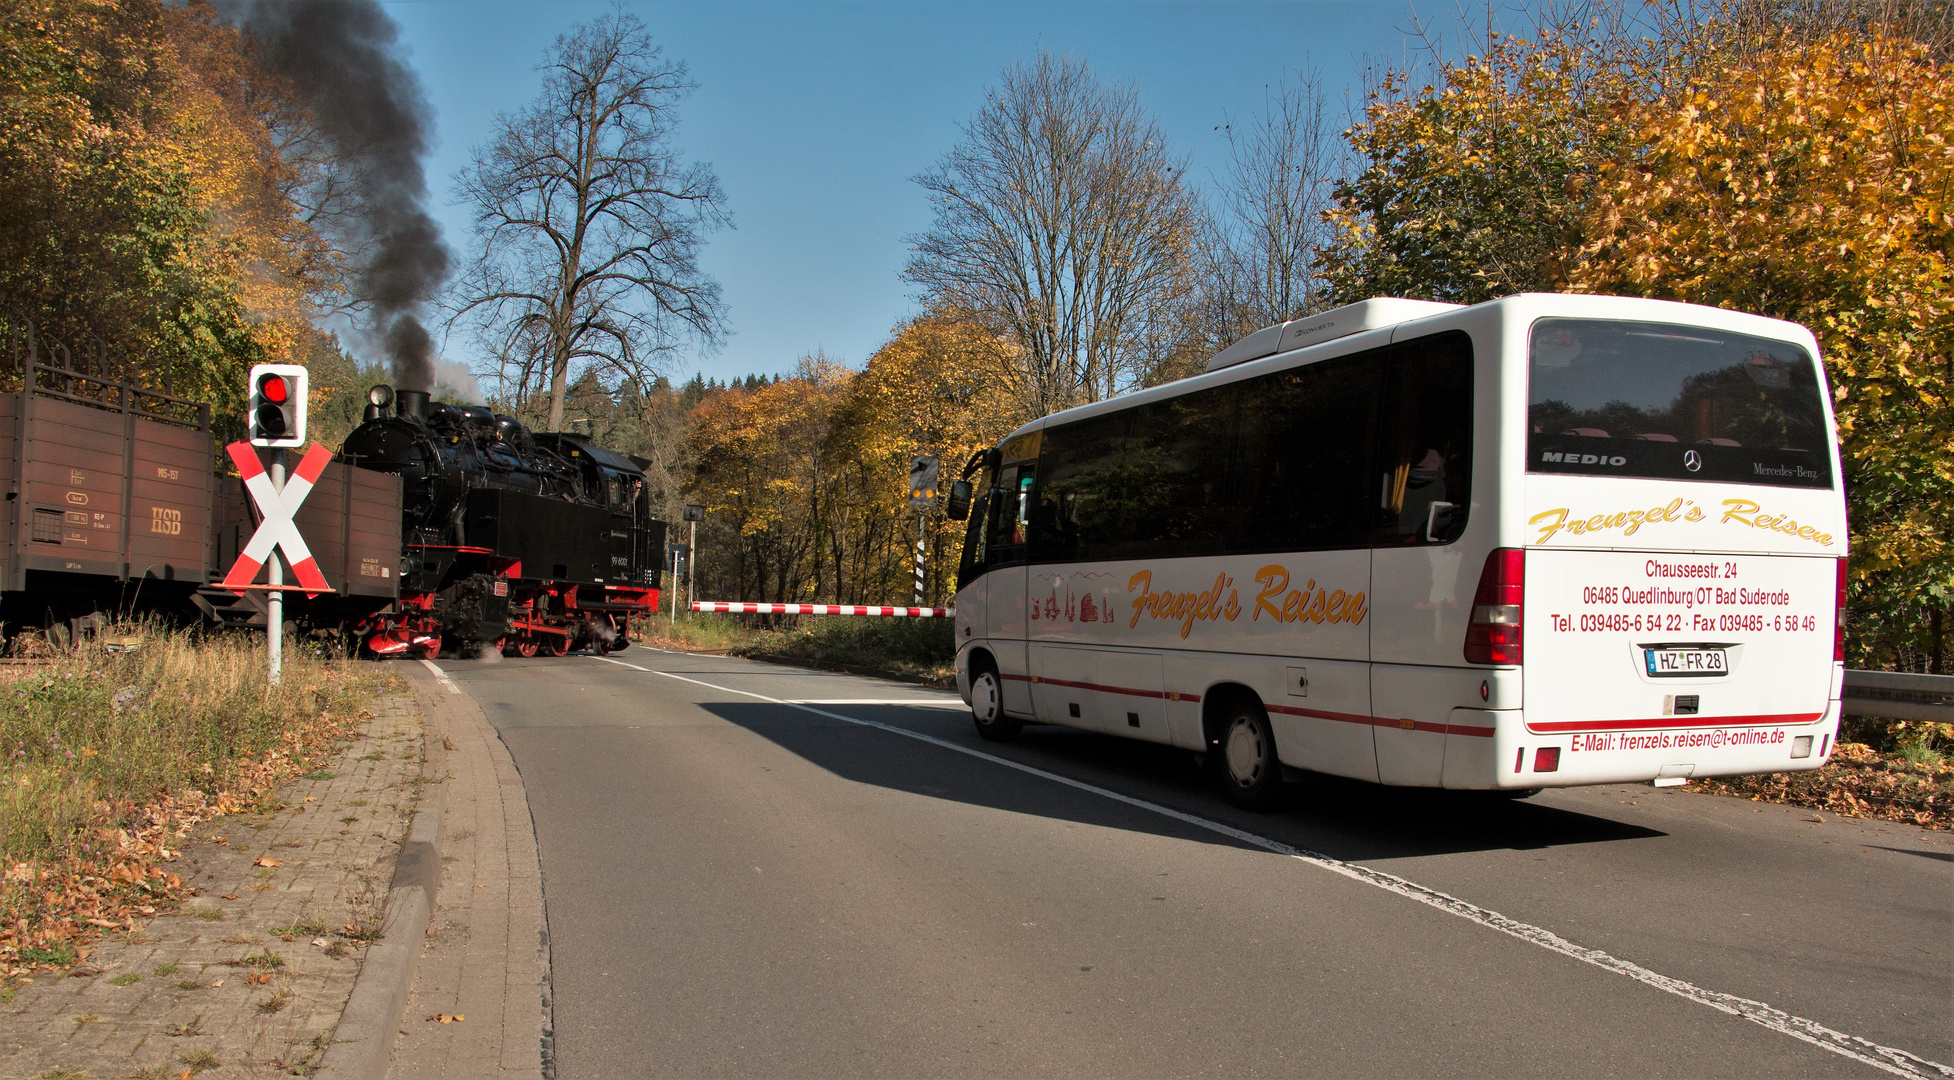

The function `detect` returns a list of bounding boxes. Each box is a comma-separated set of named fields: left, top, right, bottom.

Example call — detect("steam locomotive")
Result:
left=340, top=386, right=667, bottom=659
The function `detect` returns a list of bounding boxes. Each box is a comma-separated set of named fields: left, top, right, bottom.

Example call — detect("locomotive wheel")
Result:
left=414, top=634, right=443, bottom=661
left=515, top=637, right=539, bottom=658
left=545, top=634, right=569, bottom=657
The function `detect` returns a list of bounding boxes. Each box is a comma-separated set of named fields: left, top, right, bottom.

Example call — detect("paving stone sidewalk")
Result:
left=0, top=690, right=426, bottom=1080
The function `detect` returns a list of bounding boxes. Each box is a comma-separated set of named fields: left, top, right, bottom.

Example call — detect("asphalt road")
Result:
left=432, top=646, right=1952, bottom=1079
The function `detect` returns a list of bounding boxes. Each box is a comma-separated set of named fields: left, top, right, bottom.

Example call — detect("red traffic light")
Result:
left=246, top=364, right=306, bottom=447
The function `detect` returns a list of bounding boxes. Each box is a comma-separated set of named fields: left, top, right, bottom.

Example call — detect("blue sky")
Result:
left=382, top=1, right=1429, bottom=392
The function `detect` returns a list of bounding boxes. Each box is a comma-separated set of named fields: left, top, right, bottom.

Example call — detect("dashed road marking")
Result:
left=592, top=655, right=1949, bottom=1080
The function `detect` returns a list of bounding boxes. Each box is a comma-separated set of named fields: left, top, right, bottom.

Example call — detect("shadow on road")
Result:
left=698, top=701, right=1665, bottom=863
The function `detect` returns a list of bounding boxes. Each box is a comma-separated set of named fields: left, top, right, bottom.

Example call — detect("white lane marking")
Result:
left=418, top=658, right=463, bottom=694
left=602, top=658, right=1947, bottom=1080
left=784, top=698, right=965, bottom=709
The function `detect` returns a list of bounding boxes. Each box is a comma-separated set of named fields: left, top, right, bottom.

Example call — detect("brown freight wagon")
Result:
left=0, top=351, right=216, bottom=627
left=1, top=328, right=401, bottom=639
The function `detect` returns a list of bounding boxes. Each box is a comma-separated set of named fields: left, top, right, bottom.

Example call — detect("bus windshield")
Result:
left=1527, top=318, right=1832, bottom=488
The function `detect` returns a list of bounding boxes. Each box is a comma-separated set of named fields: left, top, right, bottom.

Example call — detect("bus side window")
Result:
left=1233, top=352, right=1378, bottom=553
left=1378, top=331, right=1474, bottom=545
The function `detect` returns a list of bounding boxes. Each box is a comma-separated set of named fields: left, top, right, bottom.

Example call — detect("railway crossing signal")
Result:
left=908, top=456, right=938, bottom=606
left=222, top=440, right=333, bottom=686
left=247, top=363, right=308, bottom=448
left=907, top=456, right=939, bottom=509
left=222, top=441, right=333, bottom=597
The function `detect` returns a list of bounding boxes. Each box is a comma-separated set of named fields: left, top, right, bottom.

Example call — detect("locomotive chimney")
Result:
left=396, top=389, right=431, bottom=421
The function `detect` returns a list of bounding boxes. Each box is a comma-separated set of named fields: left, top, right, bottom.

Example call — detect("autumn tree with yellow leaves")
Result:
left=1320, top=21, right=1634, bottom=305
left=1328, top=9, right=1954, bottom=669
left=0, top=0, right=333, bottom=420
left=1574, top=31, right=1954, bottom=670
left=684, top=318, right=1017, bottom=608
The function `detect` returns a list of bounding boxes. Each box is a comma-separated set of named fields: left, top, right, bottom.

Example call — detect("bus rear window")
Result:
left=1528, top=319, right=1832, bottom=488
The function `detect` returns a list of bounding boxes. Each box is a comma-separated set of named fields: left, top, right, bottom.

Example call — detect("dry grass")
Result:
left=0, top=625, right=387, bottom=974
left=642, top=613, right=955, bottom=685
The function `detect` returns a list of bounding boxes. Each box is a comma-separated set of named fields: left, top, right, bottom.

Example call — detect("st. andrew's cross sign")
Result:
left=221, top=440, right=335, bottom=597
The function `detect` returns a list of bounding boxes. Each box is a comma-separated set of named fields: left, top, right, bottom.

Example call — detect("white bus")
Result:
left=946, top=294, right=1847, bottom=808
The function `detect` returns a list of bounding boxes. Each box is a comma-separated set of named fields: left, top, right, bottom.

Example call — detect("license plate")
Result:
left=1644, top=648, right=1728, bottom=678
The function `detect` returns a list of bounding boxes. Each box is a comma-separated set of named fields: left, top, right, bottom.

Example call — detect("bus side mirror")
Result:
left=945, top=481, right=973, bottom=520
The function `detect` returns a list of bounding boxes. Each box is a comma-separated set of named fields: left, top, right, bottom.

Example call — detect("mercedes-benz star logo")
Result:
left=1683, top=449, right=1703, bottom=473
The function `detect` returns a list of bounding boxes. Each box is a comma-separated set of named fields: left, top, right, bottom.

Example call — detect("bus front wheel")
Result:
left=1215, top=703, right=1283, bottom=810
left=970, top=665, right=1021, bottom=742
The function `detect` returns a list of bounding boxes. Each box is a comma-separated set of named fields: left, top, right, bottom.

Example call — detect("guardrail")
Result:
left=1841, top=669, right=1954, bottom=723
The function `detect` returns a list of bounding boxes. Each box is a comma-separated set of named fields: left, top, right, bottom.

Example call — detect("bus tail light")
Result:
left=1464, top=548, right=1525, bottom=665
left=1833, top=557, right=1848, bottom=662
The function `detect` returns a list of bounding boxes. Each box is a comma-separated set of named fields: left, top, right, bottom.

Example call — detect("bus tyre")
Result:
left=970, top=666, right=1021, bottom=742
left=1215, top=703, right=1283, bottom=810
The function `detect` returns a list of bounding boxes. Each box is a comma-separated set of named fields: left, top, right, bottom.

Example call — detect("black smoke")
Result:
left=231, top=0, right=449, bottom=391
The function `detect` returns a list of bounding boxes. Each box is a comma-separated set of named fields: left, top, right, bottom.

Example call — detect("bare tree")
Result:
left=904, top=52, right=1200, bottom=417
left=1666, top=0, right=1954, bottom=61
left=1208, top=68, right=1338, bottom=339
left=452, top=8, right=727, bottom=432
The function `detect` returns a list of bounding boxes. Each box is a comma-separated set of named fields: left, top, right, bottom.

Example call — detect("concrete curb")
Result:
left=316, top=807, right=443, bottom=1080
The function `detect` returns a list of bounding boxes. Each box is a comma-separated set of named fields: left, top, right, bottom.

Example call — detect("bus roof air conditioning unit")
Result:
left=1206, top=298, right=1465, bottom=372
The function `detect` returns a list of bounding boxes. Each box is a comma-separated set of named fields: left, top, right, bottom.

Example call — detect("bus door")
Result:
left=1368, top=331, right=1478, bottom=786
left=985, top=454, right=1037, bottom=717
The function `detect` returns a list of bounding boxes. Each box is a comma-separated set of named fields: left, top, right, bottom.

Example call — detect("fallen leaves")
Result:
left=1689, top=743, right=1951, bottom=829
left=427, top=1013, right=465, bottom=1024
left=1, top=693, right=369, bottom=977
left=253, top=857, right=281, bottom=868
left=219, top=894, right=238, bottom=901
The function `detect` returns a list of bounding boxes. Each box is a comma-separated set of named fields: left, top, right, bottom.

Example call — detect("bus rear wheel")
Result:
left=1214, top=702, right=1284, bottom=810
left=970, top=664, right=1021, bottom=742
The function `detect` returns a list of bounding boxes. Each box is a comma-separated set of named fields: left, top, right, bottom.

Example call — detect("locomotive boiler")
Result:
left=340, top=386, right=666, bottom=658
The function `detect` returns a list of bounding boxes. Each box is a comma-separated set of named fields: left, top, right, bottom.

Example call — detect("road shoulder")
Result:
left=384, top=661, right=549, bottom=1080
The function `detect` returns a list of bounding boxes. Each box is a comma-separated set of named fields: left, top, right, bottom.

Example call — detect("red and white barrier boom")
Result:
left=692, top=602, right=953, bottom=617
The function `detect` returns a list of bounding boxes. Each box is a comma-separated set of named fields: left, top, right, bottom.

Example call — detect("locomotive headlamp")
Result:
left=246, top=363, right=307, bottom=448
left=367, top=384, right=394, bottom=409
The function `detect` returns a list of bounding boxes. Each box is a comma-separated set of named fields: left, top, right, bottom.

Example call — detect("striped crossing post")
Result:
left=915, top=512, right=926, bottom=606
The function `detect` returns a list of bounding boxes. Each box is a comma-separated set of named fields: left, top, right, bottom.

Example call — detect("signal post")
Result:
left=235, top=363, right=318, bottom=685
